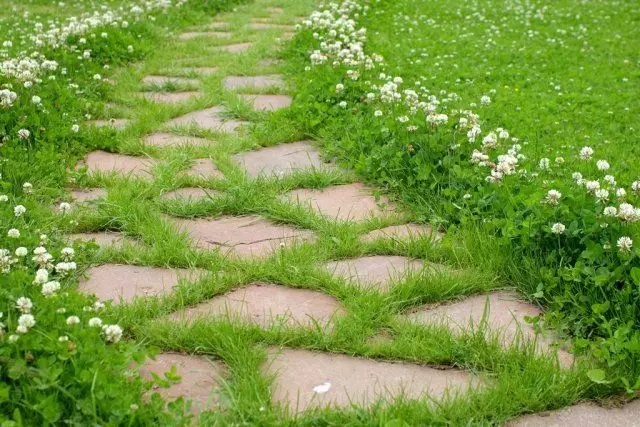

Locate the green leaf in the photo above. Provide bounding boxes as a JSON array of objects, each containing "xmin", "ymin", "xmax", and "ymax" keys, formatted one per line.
[
  {"xmin": 630, "ymin": 267, "xmax": 640, "ymax": 286},
  {"xmin": 586, "ymin": 369, "xmax": 609, "ymax": 384}
]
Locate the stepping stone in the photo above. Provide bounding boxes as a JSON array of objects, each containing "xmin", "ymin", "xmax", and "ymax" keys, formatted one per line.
[
  {"xmin": 249, "ymin": 23, "xmax": 294, "ymax": 30},
  {"xmin": 362, "ymin": 224, "xmax": 441, "ymax": 242},
  {"xmin": 212, "ymin": 42, "xmax": 253, "ymax": 53},
  {"xmin": 82, "ymin": 151, "xmax": 155, "ymax": 179},
  {"xmin": 258, "ymin": 59, "xmax": 283, "ymax": 67},
  {"xmin": 507, "ymin": 400, "xmax": 640, "ymax": 427},
  {"xmin": 326, "ymin": 256, "xmax": 424, "ymax": 291},
  {"xmin": 169, "ymin": 215, "xmax": 314, "ymax": 257},
  {"xmin": 179, "ymin": 31, "xmax": 232, "ymax": 40},
  {"xmin": 143, "ymin": 132, "xmax": 213, "ymax": 148},
  {"xmin": 169, "ymin": 283, "xmax": 344, "ymax": 329},
  {"xmin": 239, "ymin": 94, "xmax": 292, "ymax": 111},
  {"xmin": 405, "ymin": 291, "xmax": 573, "ymax": 366},
  {"xmin": 183, "ymin": 67, "xmax": 219, "ymax": 76},
  {"xmin": 184, "ymin": 159, "xmax": 224, "ymax": 180},
  {"xmin": 207, "ymin": 22, "xmax": 228, "ymax": 29},
  {"xmin": 78, "ymin": 264, "xmax": 204, "ymax": 303},
  {"xmin": 137, "ymin": 91, "xmax": 200, "ymax": 104},
  {"xmin": 232, "ymin": 141, "xmax": 327, "ymax": 178},
  {"xmin": 222, "ymin": 74, "xmax": 285, "ymax": 90},
  {"xmin": 264, "ymin": 347, "xmax": 478, "ymax": 413},
  {"xmin": 139, "ymin": 353, "xmax": 227, "ymax": 414},
  {"xmin": 142, "ymin": 76, "xmax": 199, "ymax": 86},
  {"xmin": 266, "ymin": 7, "xmax": 284, "ymax": 14},
  {"xmin": 70, "ymin": 188, "xmax": 107, "ymax": 203},
  {"xmin": 285, "ymin": 183, "xmax": 392, "ymax": 221},
  {"xmin": 166, "ymin": 106, "xmax": 247, "ymax": 133},
  {"xmin": 161, "ymin": 187, "xmax": 221, "ymax": 201},
  {"xmin": 67, "ymin": 232, "xmax": 133, "ymax": 248},
  {"xmin": 88, "ymin": 119, "xmax": 129, "ymax": 129}
]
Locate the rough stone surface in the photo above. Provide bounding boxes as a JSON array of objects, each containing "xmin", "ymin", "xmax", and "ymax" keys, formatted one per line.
[
  {"xmin": 161, "ymin": 187, "xmax": 221, "ymax": 201},
  {"xmin": 362, "ymin": 224, "xmax": 441, "ymax": 242},
  {"xmin": 139, "ymin": 353, "xmax": 227, "ymax": 414},
  {"xmin": 83, "ymin": 151, "xmax": 154, "ymax": 179},
  {"xmin": 265, "ymin": 347, "xmax": 478, "ymax": 413},
  {"xmin": 179, "ymin": 31, "xmax": 232, "ymax": 40},
  {"xmin": 405, "ymin": 291, "xmax": 573, "ymax": 366},
  {"xmin": 169, "ymin": 215, "xmax": 314, "ymax": 257},
  {"xmin": 213, "ymin": 42, "xmax": 253, "ymax": 53},
  {"xmin": 170, "ymin": 283, "xmax": 344, "ymax": 329},
  {"xmin": 67, "ymin": 232, "xmax": 134, "ymax": 248},
  {"xmin": 143, "ymin": 132, "xmax": 213, "ymax": 148},
  {"xmin": 70, "ymin": 188, "xmax": 107, "ymax": 203},
  {"xmin": 249, "ymin": 23, "xmax": 294, "ymax": 30},
  {"xmin": 239, "ymin": 94, "xmax": 292, "ymax": 111},
  {"xmin": 78, "ymin": 264, "xmax": 204, "ymax": 303},
  {"xmin": 184, "ymin": 159, "xmax": 224, "ymax": 180},
  {"xmin": 166, "ymin": 106, "xmax": 247, "ymax": 133},
  {"xmin": 222, "ymin": 74, "xmax": 285, "ymax": 90},
  {"xmin": 258, "ymin": 59, "xmax": 283, "ymax": 67},
  {"xmin": 232, "ymin": 141, "xmax": 327, "ymax": 178},
  {"xmin": 138, "ymin": 91, "xmax": 200, "ymax": 104},
  {"xmin": 508, "ymin": 400, "xmax": 640, "ymax": 427},
  {"xmin": 142, "ymin": 75, "xmax": 199, "ymax": 86},
  {"xmin": 285, "ymin": 183, "xmax": 392, "ymax": 221},
  {"xmin": 326, "ymin": 256, "xmax": 424, "ymax": 291},
  {"xmin": 88, "ymin": 119, "xmax": 129, "ymax": 129}
]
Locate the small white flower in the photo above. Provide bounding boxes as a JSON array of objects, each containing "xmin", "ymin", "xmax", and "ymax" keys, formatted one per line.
[
  {"xmin": 596, "ymin": 160, "xmax": 610, "ymax": 171},
  {"xmin": 312, "ymin": 382, "xmax": 332, "ymax": 394},
  {"xmin": 480, "ymin": 95, "xmax": 491, "ymax": 105},
  {"xmin": 8, "ymin": 335, "xmax": 19, "ymax": 343},
  {"xmin": 22, "ymin": 182, "xmax": 33, "ymax": 193},
  {"xmin": 42, "ymin": 281, "xmax": 61, "ymax": 297},
  {"xmin": 7, "ymin": 229, "xmax": 20, "ymax": 238},
  {"xmin": 604, "ymin": 206, "xmax": 617, "ymax": 217},
  {"xmin": 617, "ymin": 236, "xmax": 633, "ymax": 253},
  {"xmin": 338, "ymin": 101, "xmax": 347, "ymax": 108},
  {"xmin": 545, "ymin": 190, "xmax": 562, "ymax": 206},
  {"xmin": 595, "ymin": 189, "xmax": 609, "ymax": 203},
  {"xmin": 58, "ymin": 202, "xmax": 72, "ymax": 214},
  {"xmin": 16, "ymin": 297, "xmax": 33, "ymax": 313},
  {"xmin": 0, "ymin": 195, "xmax": 7, "ymax": 202},
  {"xmin": 15, "ymin": 247, "xmax": 27, "ymax": 257},
  {"xmin": 66, "ymin": 316, "xmax": 80, "ymax": 325},
  {"xmin": 579, "ymin": 146, "xmax": 594, "ymax": 160},
  {"xmin": 374, "ymin": 110, "xmax": 383, "ymax": 117},
  {"xmin": 58, "ymin": 335, "xmax": 69, "ymax": 342},
  {"xmin": 14, "ymin": 205, "xmax": 26, "ymax": 217},
  {"xmin": 103, "ymin": 324, "xmax": 123, "ymax": 343},
  {"xmin": 17, "ymin": 129, "xmax": 30, "ymax": 140},
  {"xmin": 18, "ymin": 314, "xmax": 35, "ymax": 329},
  {"xmin": 71, "ymin": 124, "xmax": 80, "ymax": 133},
  {"xmin": 33, "ymin": 268, "xmax": 48, "ymax": 285},
  {"xmin": 616, "ymin": 188, "xmax": 627, "ymax": 199},
  {"xmin": 551, "ymin": 223, "xmax": 565, "ymax": 234},
  {"xmin": 88, "ymin": 317, "xmax": 102, "ymax": 327}
]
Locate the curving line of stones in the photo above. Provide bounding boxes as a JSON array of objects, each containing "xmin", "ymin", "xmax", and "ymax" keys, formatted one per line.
[{"xmin": 60, "ymin": 4, "xmax": 636, "ymax": 424}]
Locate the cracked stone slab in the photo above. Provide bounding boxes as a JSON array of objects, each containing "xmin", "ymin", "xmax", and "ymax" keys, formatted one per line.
[
  {"xmin": 184, "ymin": 159, "xmax": 224, "ymax": 179},
  {"xmin": 161, "ymin": 187, "xmax": 221, "ymax": 201},
  {"xmin": 142, "ymin": 75, "xmax": 199, "ymax": 86},
  {"xmin": 212, "ymin": 42, "xmax": 253, "ymax": 53},
  {"xmin": 239, "ymin": 94, "xmax": 292, "ymax": 111},
  {"xmin": 179, "ymin": 31, "xmax": 232, "ymax": 40},
  {"xmin": 137, "ymin": 91, "xmax": 200, "ymax": 104},
  {"xmin": 232, "ymin": 141, "xmax": 328, "ymax": 178},
  {"xmin": 78, "ymin": 264, "xmax": 205, "ymax": 303},
  {"xmin": 264, "ymin": 347, "xmax": 479, "ymax": 413},
  {"xmin": 143, "ymin": 132, "xmax": 213, "ymax": 148},
  {"xmin": 166, "ymin": 106, "xmax": 247, "ymax": 133},
  {"xmin": 139, "ymin": 353, "xmax": 227, "ymax": 414},
  {"xmin": 507, "ymin": 400, "xmax": 640, "ymax": 427},
  {"xmin": 88, "ymin": 119, "xmax": 129, "ymax": 129},
  {"xmin": 362, "ymin": 224, "xmax": 442, "ymax": 243},
  {"xmin": 222, "ymin": 75, "xmax": 285, "ymax": 90},
  {"xmin": 169, "ymin": 215, "xmax": 314, "ymax": 257},
  {"xmin": 285, "ymin": 183, "xmax": 392, "ymax": 221},
  {"xmin": 326, "ymin": 256, "xmax": 425, "ymax": 291},
  {"xmin": 169, "ymin": 283, "xmax": 344, "ymax": 329},
  {"xmin": 405, "ymin": 291, "xmax": 573, "ymax": 367},
  {"xmin": 82, "ymin": 151, "xmax": 155, "ymax": 179}
]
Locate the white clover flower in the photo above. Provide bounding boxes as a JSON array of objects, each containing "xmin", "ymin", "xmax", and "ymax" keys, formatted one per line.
[
  {"xmin": 66, "ymin": 316, "xmax": 80, "ymax": 325},
  {"xmin": 61, "ymin": 247, "xmax": 75, "ymax": 260},
  {"xmin": 31, "ymin": 96, "xmax": 41, "ymax": 105},
  {"xmin": 579, "ymin": 146, "xmax": 594, "ymax": 160},
  {"xmin": 0, "ymin": 195, "xmax": 7, "ymax": 202},
  {"xmin": 93, "ymin": 301, "xmax": 105, "ymax": 310},
  {"xmin": 585, "ymin": 180, "xmax": 600, "ymax": 193},
  {"xmin": 14, "ymin": 205, "xmax": 26, "ymax": 217},
  {"xmin": 16, "ymin": 297, "xmax": 33, "ymax": 313},
  {"xmin": 335, "ymin": 83, "xmax": 344, "ymax": 92},
  {"xmin": 596, "ymin": 160, "xmax": 610, "ymax": 171},
  {"xmin": 8, "ymin": 335, "xmax": 19, "ymax": 343},
  {"xmin": 103, "ymin": 324, "xmax": 123, "ymax": 343},
  {"xmin": 22, "ymin": 182, "xmax": 33, "ymax": 194},
  {"xmin": 338, "ymin": 101, "xmax": 347, "ymax": 108},
  {"xmin": 71, "ymin": 124, "xmax": 80, "ymax": 133},
  {"xmin": 7, "ymin": 229, "xmax": 20, "ymax": 238},
  {"xmin": 551, "ymin": 223, "xmax": 565, "ymax": 234},
  {"xmin": 616, "ymin": 188, "xmax": 627, "ymax": 199},
  {"xmin": 18, "ymin": 314, "xmax": 35, "ymax": 330},
  {"xmin": 617, "ymin": 236, "xmax": 633, "ymax": 253},
  {"xmin": 88, "ymin": 317, "xmax": 102, "ymax": 327},
  {"xmin": 480, "ymin": 95, "xmax": 491, "ymax": 105},
  {"xmin": 555, "ymin": 157, "xmax": 565, "ymax": 164},
  {"xmin": 58, "ymin": 202, "xmax": 72, "ymax": 213},
  {"xmin": 617, "ymin": 203, "xmax": 640, "ymax": 222},
  {"xmin": 15, "ymin": 247, "xmax": 27, "ymax": 257},
  {"xmin": 545, "ymin": 190, "xmax": 562, "ymax": 206},
  {"xmin": 604, "ymin": 206, "xmax": 618, "ymax": 217},
  {"xmin": 42, "ymin": 281, "xmax": 61, "ymax": 297},
  {"xmin": 595, "ymin": 189, "xmax": 609, "ymax": 203},
  {"xmin": 572, "ymin": 172, "xmax": 583, "ymax": 183},
  {"xmin": 58, "ymin": 335, "xmax": 69, "ymax": 342},
  {"xmin": 374, "ymin": 110, "xmax": 383, "ymax": 117},
  {"xmin": 17, "ymin": 129, "xmax": 30, "ymax": 140},
  {"xmin": 55, "ymin": 262, "xmax": 77, "ymax": 275},
  {"xmin": 56, "ymin": 307, "xmax": 66, "ymax": 314},
  {"xmin": 33, "ymin": 268, "xmax": 48, "ymax": 285},
  {"xmin": 632, "ymin": 181, "xmax": 640, "ymax": 194},
  {"xmin": 603, "ymin": 175, "xmax": 616, "ymax": 187}
]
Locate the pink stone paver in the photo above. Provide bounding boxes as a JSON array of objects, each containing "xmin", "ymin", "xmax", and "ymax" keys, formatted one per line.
[
  {"xmin": 265, "ymin": 347, "xmax": 479, "ymax": 413},
  {"xmin": 179, "ymin": 31, "xmax": 232, "ymax": 40},
  {"xmin": 166, "ymin": 106, "xmax": 247, "ymax": 133},
  {"xmin": 82, "ymin": 151, "xmax": 155, "ymax": 179},
  {"xmin": 326, "ymin": 256, "xmax": 425, "ymax": 291},
  {"xmin": 212, "ymin": 42, "xmax": 253, "ymax": 53},
  {"xmin": 232, "ymin": 141, "xmax": 328, "ymax": 178},
  {"xmin": 68, "ymin": 232, "xmax": 134, "ymax": 248},
  {"xmin": 239, "ymin": 94, "xmax": 292, "ymax": 111},
  {"xmin": 142, "ymin": 75, "xmax": 199, "ymax": 86},
  {"xmin": 507, "ymin": 400, "xmax": 640, "ymax": 427},
  {"xmin": 143, "ymin": 132, "xmax": 214, "ymax": 148},
  {"xmin": 137, "ymin": 91, "xmax": 200, "ymax": 104},
  {"xmin": 78, "ymin": 264, "xmax": 204, "ymax": 303},
  {"xmin": 161, "ymin": 187, "xmax": 221, "ymax": 201},
  {"xmin": 88, "ymin": 119, "xmax": 129, "ymax": 129},
  {"xmin": 139, "ymin": 353, "xmax": 227, "ymax": 414},
  {"xmin": 285, "ymin": 183, "xmax": 392, "ymax": 221},
  {"xmin": 169, "ymin": 215, "xmax": 314, "ymax": 258},
  {"xmin": 69, "ymin": 188, "xmax": 107, "ymax": 203},
  {"xmin": 184, "ymin": 159, "xmax": 224, "ymax": 180},
  {"xmin": 362, "ymin": 223, "xmax": 442, "ymax": 242},
  {"xmin": 169, "ymin": 283, "xmax": 344, "ymax": 329},
  {"xmin": 222, "ymin": 74, "xmax": 285, "ymax": 90},
  {"xmin": 405, "ymin": 291, "xmax": 573, "ymax": 366}
]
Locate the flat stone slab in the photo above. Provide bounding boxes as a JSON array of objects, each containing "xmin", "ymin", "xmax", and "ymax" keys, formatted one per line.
[
  {"xmin": 405, "ymin": 291, "xmax": 573, "ymax": 366},
  {"xmin": 265, "ymin": 347, "xmax": 478, "ymax": 413},
  {"xmin": 161, "ymin": 187, "xmax": 221, "ymax": 201},
  {"xmin": 70, "ymin": 188, "xmax": 107, "ymax": 203},
  {"xmin": 183, "ymin": 67, "xmax": 219, "ymax": 76},
  {"xmin": 142, "ymin": 75, "xmax": 199, "ymax": 86},
  {"xmin": 179, "ymin": 31, "xmax": 232, "ymax": 40},
  {"xmin": 68, "ymin": 232, "xmax": 133, "ymax": 248},
  {"xmin": 138, "ymin": 91, "xmax": 200, "ymax": 104},
  {"xmin": 139, "ymin": 353, "xmax": 227, "ymax": 414},
  {"xmin": 143, "ymin": 132, "xmax": 213, "ymax": 148},
  {"xmin": 222, "ymin": 74, "xmax": 285, "ymax": 90},
  {"xmin": 184, "ymin": 159, "xmax": 224, "ymax": 179},
  {"xmin": 169, "ymin": 283, "xmax": 343, "ymax": 329},
  {"xmin": 232, "ymin": 141, "xmax": 327, "ymax": 178},
  {"xmin": 326, "ymin": 256, "xmax": 424, "ymax": 291},
  {"xmin": 88, "ymin": 119, "xmax": 129, "ymax": 129},
  {"xmin": 207, "ymin": 22, "xmax": 228, "ymax": 29},
  {"xmin": 285, "ymin": 183, "xmax": 392, "ymax": 221},
  {"xmin": 362, "ymin": 224, "xmax": 441, "ymax": 242},
  {"xmin": 166, "ymin": 106, "xmax": 247, "ymax": 133},
  {"xmin": 169, "ymin": 215, "xmax": 314, "ymax": 257},
  {"xmin": 508, "ymin": 400, "xmax": 640, "ymax": 427},
  {"xmin": 78, "ymin": 264, "xmax": 204, "ymax": 303},
  {"xmin": 239, "ymin": 94, "xmax": 292, "ymax": 111},
  {"xmin": 82, "ymin": 151, "xmax": 155, "ymax": 179},
  {"xmin": 212, "ymin": 42, "xmax": 253, "ymax": 53},
  {"xmin": 249, "ymin": 23, "xmax": 294, "ymax": 30},
  {"xmin": 266, "ymin": 7, "xmax": 284, "ymax": 13}
]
